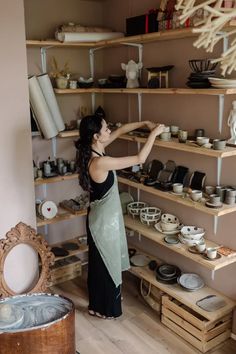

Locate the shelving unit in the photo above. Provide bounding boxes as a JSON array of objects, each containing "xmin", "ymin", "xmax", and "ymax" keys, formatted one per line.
[
  {"xmin": 51, "ymin": 236, "xmax": 88, "ymax": 261},
  {"xmin": 34, "ymin": 173, "xmax": 78, "ymax": 185},
  {"xmin": 125, "ymin": 215, "xmax": 236, "ymax": 271}
]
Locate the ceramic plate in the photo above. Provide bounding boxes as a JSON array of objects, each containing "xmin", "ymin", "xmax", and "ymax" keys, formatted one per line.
[
  {"xmin": 154, "ymin": 221, "xmax": 180, "ymax": 235},
  {"xmin": 188, "ymin": 246, "xmax": 205, "ymax": 254},
  {"xmin": 170, "ymin": 191, "xmax": 184, "ymax": 196},
  {"xmin": 205, "ymin": 201, "xmax": 223, "ymax": 209},
  {"xmin": 130, "ymin": 254, "xmax": 150, "ymax": 267},
  {"xmin": 202, "ymin": 253, "xmax": 222, "ymax": 261},
  {"xmin": 163, "ymin": 236, "xmax": 180, "ymax": 244},
  {"xmin": 178, "ymin": 273, "xmax": 205, "ymax": 291}
]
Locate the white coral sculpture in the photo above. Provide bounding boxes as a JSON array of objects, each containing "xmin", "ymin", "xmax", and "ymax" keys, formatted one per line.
[{"xmin": 176, "ymin": 0, "xmax": 236, "ymax": 75}]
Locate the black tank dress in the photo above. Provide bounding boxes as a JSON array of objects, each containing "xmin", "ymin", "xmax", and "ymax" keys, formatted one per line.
[{"xmin": 86, "ymin": 164, "xmax": 122, "ymax": 318}]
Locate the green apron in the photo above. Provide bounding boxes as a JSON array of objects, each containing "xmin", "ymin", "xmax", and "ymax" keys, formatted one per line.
[{"xmin": 88, "ymin": 172, "xmax": 130, "ymax": 287}]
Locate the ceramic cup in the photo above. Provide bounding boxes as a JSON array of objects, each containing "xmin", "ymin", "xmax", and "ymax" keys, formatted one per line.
[
  {"xmin": 160, "ymin": 132, "xmax": 171, "ymax": 141},
  {"xmin": 213, "ymin": 139, "xmax": 226, "ymax": 150},
  {"xmin": 191, "ymin": 190, "xmax": 202, "ymax": 201},
  {"xmin": 196, "ymin": 137, "xmax": 210, "ymax": 146},
  {"xmin": 170, "ymin": 125, "xmax": 179, "ymax": 135},
  {"xmin": 178, "ymin": 130, "xmax": 188, "ymax": 143},
  {"xmin": 206, "ymin": 247, "xmax": 217, "ymax": 259},
  {"xmin": 195, "ymin": 128, "xmax": 205, "ymax": 137},
  {"xmin": 196, "ymin": 241, "xmax": 206, "ymax": 252},
  {"xmin": 209, "ymin": 194, "xmax": 221, "ymax": 204},
  {"xmin": 172, "ymin": 183, "xmax": 183, "ymax": 194},
  {"xmin": 163, "ymin": 126, "xmax": 170, "ymax": 133},
  {"xmin": 205, "ymin": 185, "xmax": 215, "ymax": 195},
  {"xmin": 69, "ymin": 80, "xmax": 77, "ymax": 89}
]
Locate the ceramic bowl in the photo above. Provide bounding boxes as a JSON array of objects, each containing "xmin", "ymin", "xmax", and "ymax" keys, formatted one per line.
[
  {"xmin": 127, "ymin": 202, "xmax": 148, "ymax": 217},
  {"xmin": 196, "ymin": 137, "xmax": 210, "ymax": 146},
  {"xmin": 160, "ymin": 213, "xmax": 180, "ymax": 231},
  {"xmin": 180, "ymin": 226, "xmax": 205, "ymax": 240},
  {"xmin": 179, "ymin": 234, "xmax": 204, "ymax": 246},
  {"xmin": 140, "ymin": 207, "xmax": 161, "ymax": 226},
  {"xmin": 191, "ymin": 190, "xmax": 203, "ymax": 201},
  {"xmin": 172, "ymin": 183, "xmax": 183, "ymax": 194}
]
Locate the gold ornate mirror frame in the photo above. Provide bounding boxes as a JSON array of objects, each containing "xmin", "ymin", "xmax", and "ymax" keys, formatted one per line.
[{"xmin": 0, "ymin": 222, "xmax": 55, "ymax": 297}]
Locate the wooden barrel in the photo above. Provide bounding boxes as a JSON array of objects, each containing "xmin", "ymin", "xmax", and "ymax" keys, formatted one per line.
[{"xmin": 0, "ymin": 294, "xmax": 75, "ymax": 354}]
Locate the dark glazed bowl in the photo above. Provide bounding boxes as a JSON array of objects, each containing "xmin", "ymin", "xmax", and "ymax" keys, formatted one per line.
[{"xmin": 189, "ymin": 59, "xmax": 218, "ymax": 73}]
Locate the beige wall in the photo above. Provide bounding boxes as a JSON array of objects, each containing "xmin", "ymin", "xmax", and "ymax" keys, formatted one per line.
[{"xmin": 0, "ymin": 0, "xmax": 37, "ymax": 293}]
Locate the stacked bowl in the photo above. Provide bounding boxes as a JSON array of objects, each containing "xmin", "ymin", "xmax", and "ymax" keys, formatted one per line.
[
  {"xmin": 158, "ymin": 213, "xmax": 180, "ymax": 233},
  {"xmin": 156, "ymin": 264, "xmax": 181, "ymax": 284},
  {"xmin": 179, "ymin": 226, "xmax": 205, "ymax": 246},
  {"xmin": 187, "ymin": 59, "xmax": 217, "ymax": 89}
]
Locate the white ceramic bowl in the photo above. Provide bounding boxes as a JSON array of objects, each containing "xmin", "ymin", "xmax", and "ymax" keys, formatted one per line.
[
  {"xmin": 140, "ymin": 207, "xmax": 161, "ymax": 226},
  {"xmin": 196, "ymin": 137, "xmax": 210, "ymax": 146},
  {"xmin": 161, "ymin": 221, "xmax": 179, "ymax": 231},
  {"xmin": 191, "ymin": 190, "xmax": 203, "ymax": 201},
  {"xmin": 179, "ymin": 234, "xmax": 204, "ymax": 246},
  {"xmin": 180, "ymin": 226, "xmax": 205, "ymax": 240},
  {"xmin": 161, "ymin": 213, "xmax": 180, "ymax": 224}
]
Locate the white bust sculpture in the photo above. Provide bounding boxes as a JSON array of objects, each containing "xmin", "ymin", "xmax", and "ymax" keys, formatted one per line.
[
  {"xmin": 121, "ymin": 60, "xmax": 143, "ymax": 88},
  {"xmin": 227, "ymin": 100, "xmax": 236, "ymax": 144}
]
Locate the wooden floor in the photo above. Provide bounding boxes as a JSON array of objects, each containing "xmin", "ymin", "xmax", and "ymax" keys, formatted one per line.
[{"xmin": 52, "ymin": 271, "xmax": 236, "ymax": 354}]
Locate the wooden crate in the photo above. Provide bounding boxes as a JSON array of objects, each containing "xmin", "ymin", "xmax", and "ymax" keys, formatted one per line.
[
  {"xmin": 161, "ymin": 295, "xmax": 232, "ymax": 353},
  {"xmin": 49, "ymin": 256, "xmax": 82, "ymax": 286}
]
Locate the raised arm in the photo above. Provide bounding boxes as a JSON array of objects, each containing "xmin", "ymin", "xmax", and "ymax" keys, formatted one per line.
[
  {"xmin": 90, "ymin": 124, "xmax": 165, "ymax": 181},
  {"xmin": 104, "ymin": 120, "xmax": 157, "ymax": 147}
]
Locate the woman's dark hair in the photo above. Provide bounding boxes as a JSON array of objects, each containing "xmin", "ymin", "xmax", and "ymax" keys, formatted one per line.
[{"xmin": 75, "ymin": 115, "xmax": 103, "ymax": 191}]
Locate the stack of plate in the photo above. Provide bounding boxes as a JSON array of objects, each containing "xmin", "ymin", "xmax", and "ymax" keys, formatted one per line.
[
  {"xmin": 178, "ymin": 273, "xmax": 205, "ymax": 291},
  {"xmin": 156, "ymin": 264, "xmax": 181, "ymax": 284},
  {"xmin": 208, "ymin": 77, "xmax": 236, "ymax": 88}
]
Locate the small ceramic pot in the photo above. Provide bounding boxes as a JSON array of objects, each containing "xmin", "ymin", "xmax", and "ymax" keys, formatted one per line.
[
  {"xmin": 209, "ymin": 194, "xmax": 221, "ymax": 204},
  {"xmin": 195, "ymin": 128, "xmax": 205, "ymax": 137},
  {"xmin": 178, "ymin": 130, "xmax": 188, "ymax": 143},
  {"xmin": 170, "ymin": 125, "xmax": 179, "ymax": 135},
  {"xmin": 160, "ymin": 132, "xmax": 171, "ymax": 141},
  {"xmin": 191, "ymin": 190, "xmax": 202, "ymax": 201},
  {"xmin": 196, "ymin": 137, "xmax": 210, "ymax": 146},
  {"xmin": 205, "ymin": 185, "xmax": 215, "ymax": 195},
  {"xmin": 56, "ymin": 77, "xmax": 68, "ymax": 89},
  {"xmin": 163, "ymin": 126, "xmax": 170, "ymax": 133},
  {"xmin": 206, "ymin": 247, "xmax": 217, "ymax": 259},
  {"xmin": 172, "ymin": 183, "xmax": 183, "ymax": 194},
  {"xmin": 213, "ymin": 139, "xmax": 226, "ymax": 150},
  {"xmin": 196, "ymin": 241, "xmax": 206, "ymax": 252},
  {"xmin": 69, "ymin": 80, "xmax": 77, "ymax": 89}
]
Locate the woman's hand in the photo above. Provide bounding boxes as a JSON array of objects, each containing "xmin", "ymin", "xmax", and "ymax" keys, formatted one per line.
[
  {"xmin": 145, "ymin": 121, "xmax": 157, "ymax": 131},
  {"xmin": 151, "ymin": 124, "xmax": 165, "ymax": 137}
]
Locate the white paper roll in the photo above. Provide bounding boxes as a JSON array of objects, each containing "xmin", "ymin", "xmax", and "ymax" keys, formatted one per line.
[
  {"xmin": 37, "ymin": 74, "xmax": 65, "ymax": 132},
  {"xmin": 28, "ymin": 76, "xmax": 58, "ymax": 139},
  {"xmin": 56, "ymin": 32, "xmax": 124, "ymax": 42}
]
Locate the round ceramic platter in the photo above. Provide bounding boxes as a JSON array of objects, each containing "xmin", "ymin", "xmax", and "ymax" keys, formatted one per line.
[
  {"xmin": 0, "ymin": 305, "xmax": 24, "ymax": 330},
  {"xmin": 188, "ymin": 246, "xmax": 205, "ymax": 254},
  {"xmin": 178, "ymin": 273, "xmax": 205, "ymax": 290},
  {"xmin": 154, "ymin": 221, "xmax": 180, "ymax": 235},
  {"xmin": 202, "ymin": 253, "xmax": 222, "ymax": 261},
  {"xmin": 163, "ymin": 236, "xmax": 180, "ymax": 244},
  {"xmin": 130, "ymin": 254, "xmax": 150, "ymax": 267},
  {"xmin": 211, "ymin": 84, "xmax": 236, "ymax": 88},
  {"xmin": 208, "ymin": 77, "xmax": 236, "ymax": 84},
  {"xmin": 205, "ymin": 201, "xmax": 223, "ymax": 209}
]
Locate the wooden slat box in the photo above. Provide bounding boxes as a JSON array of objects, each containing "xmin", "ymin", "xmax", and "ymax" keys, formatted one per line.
[
  {"xmin": 49, "ymin": 256, "xmax": 82, "ymax": 286},
  {"xmin": 161, "ymin": 295, "xmax": 232, "ymax": 353}
]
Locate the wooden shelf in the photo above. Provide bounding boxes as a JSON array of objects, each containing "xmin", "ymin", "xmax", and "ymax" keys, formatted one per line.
[
  {"xmin": 120, "ymin": 134, "xmax": 236, "ymax": 158},
  {"xmin": 50, "ymin": 236, "xmax": 88, "ymax": 261},
  {"xmin": 26, "ymin": 39, "xmax": 98, "ymax": 48},
  {"xmin": 54, "ymin": 87, "xmax": 236, "ymax": 95},
  {"xmin": 129, "ymin": 262, "xmax": 235, "ymax": 322},
  {"xmin": 125, "ymin": 215, "xmax": 236, "ymax": 271},
  {"xmin": 58, "ymin": 130, "xmax": 79, "ymax": 138},
  {"xmin": 118, "ymin": 176, "xmax": 236, "ymax": 217},
  {"xmin": 36, "ymin": 207, "xmax": 87, "ymax": 227},
  {"xmin": 34, "ymin": 173, "xmax": 78, "ymax": 185}
]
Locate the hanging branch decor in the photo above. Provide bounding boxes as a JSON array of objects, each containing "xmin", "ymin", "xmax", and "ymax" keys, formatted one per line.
[{"xmin": 176, "ymin": 0, "xmax": 236, "ymax": 75}]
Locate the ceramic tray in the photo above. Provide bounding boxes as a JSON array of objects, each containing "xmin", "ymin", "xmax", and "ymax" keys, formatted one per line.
[{"xmin": 196, "ymin": 295, "xmax": 226, "ymax": 312}]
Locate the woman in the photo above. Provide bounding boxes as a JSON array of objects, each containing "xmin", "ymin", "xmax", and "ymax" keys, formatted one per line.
[{"xmin": 75, "ymin": 115, "xmax": 165, "ymax": 319}]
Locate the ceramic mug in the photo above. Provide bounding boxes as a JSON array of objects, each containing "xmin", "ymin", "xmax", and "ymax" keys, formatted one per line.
[
  {"xmin": 196, "ymin": 241, "xmax": 206, "ymax": 252},
  {"xmin": 213, "ymin": 139, "xmax": 226, "ymax": 150},
  {"xmin": 206, "ymin": 247, "xmax": 217, "ymax": 259},
  {"xmin": 170, "ymin": 125, "xmax": 179, "ymax": 135},
  {"xmin": 209, "ymin": 194, "xmax": 221, "ymax": 204},
  {"xmin": 191, "ymin": 190, "xmax": 202, "ymax": 201},
  {"xmin": 205, "ymin": 185, "xmax": 215, "ymax": 195},
  {"xmin": 172, "ymin": 183, "xmax": 183, "ymax": 194},
  {"xmin": 195, "ymin": 128, "xmax": 205, "ymax": 137},
  {"xmin": 160, "ymin": 132, "xmax": 171, "ymax": 141},
  {"xmin": 178, "ymin": 130, "xmax": 188, "ymax": 143}
]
